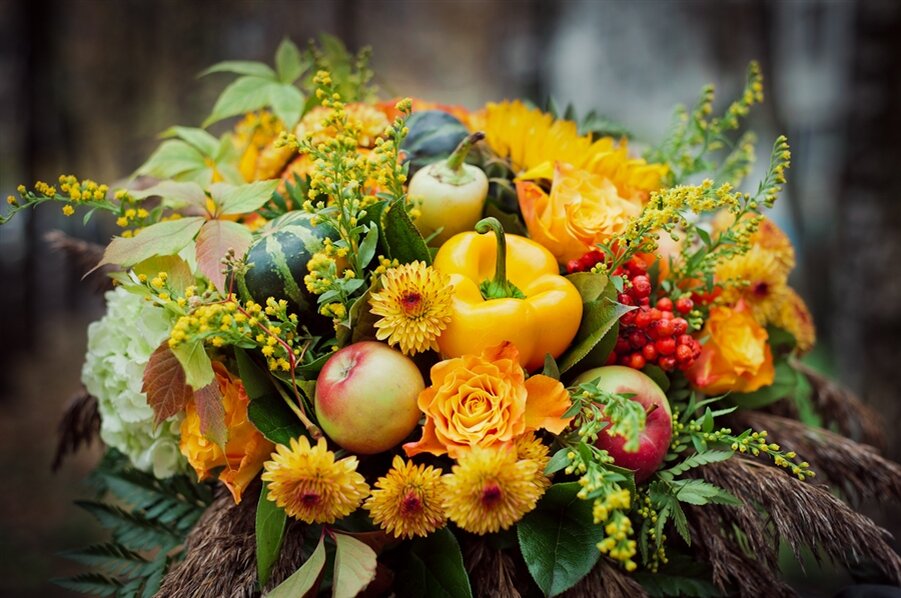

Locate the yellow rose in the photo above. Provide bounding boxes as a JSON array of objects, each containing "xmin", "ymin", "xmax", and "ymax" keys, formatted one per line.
[
  {"xmin": 180, "ymin": 362, "xmax": 274, "ymax": 503},
  {"xmin": 516, "ymin": 162, "xmax": 642, "ymax": 264},
  {"xmin": 403, "ymin": 342, "xmax": 572, "ymax": 459},
  {"xmin": 686, "ymin": 303, "xmax": 775, "ymax": 395}
]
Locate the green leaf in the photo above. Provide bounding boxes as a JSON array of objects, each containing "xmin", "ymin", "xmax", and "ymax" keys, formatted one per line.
[
  {"xmin": 268, "ymin": 83, "xmax": 305, "ymax": 129},
  {"xmin": 381, "ymin": 199, "xmax": 431, "ymax": 265},
  {"xmin": 662, "ymin": 450, "xmax": 733, "ymax": 478},
  {"xmin": 133, "ymin": 255, "xmax": 194, "ymax": 295},
  {"xmin": 131, "ymin": 181, "xmax": 207, "ymax": 211},
  {"xmin": 518, "ymin": 482, "xmax": 604, "ymax": 596},
  {"xmin": 544, "ymin": 448, "xmax": 571, "ymax": 475},
  {"xmin": 235, "ymin": 347, "xmax": 277, "ymax": 400},
  {"xmin": 333, "ymin": 533, "xmax": 378, "ymax": 598},
  {"xmin": 558, "ymin": 278, "xmax": 633, "ymax": 374},
  {"xmin": 256, "ymin": 483, "xmax": 287, "ymax": 588},
  {"xmin": 60, "ymin": 543, "xmax": 149, "ymax": 576},
  {"xmin": 542, "ymin": 354, "xmax": 561, "ymax": 380},
  {"xmin": 671, "ymin": 479, "xmax": 741, "ymax": 506},
  {"xmin": 195, "ymin": 219, "xmax": 253, "ymax": 290},
  {"xmin": 203, "ymin": 75, "xmax": 278, "ymax": 128},
  {"xmin": 162, "ymin": 126, "xmax": 220, "ymax": 157},
  {"xmin": 97, "ymin": 217, "xmax": 205, "ymax": 269},
  {"xmin": 75, "ymin": 500, "xmax": 179, "ymax": 551},
  {"xmin": 397, "ymin": 528, "xmax": 472, "ymax": 598},
  {"xmin": 357, "ymin": 225, "xmax": 379, "ymax": 271},
  {"xmin": 135, "ymin": 139, "xmax": 209, "ymax": 182},
  {"xmin": 275, "ymin": 38, "xmax": 305, "ymax": 83},
  {"xmin": 247, "ymin": 389, "xmax": 305, "ymax": 445},
  {"xmin": 170, "ymin": 338, "xmax": 214, "ymax": 390},
  {"xmin": 200, "ymin": 60, "xmax": 277, "ymax": 79},
  {"xmin": 53, "ymin": 573, "xmax": 124, "ymax": 597},
  {"xmin": 214, "ymin": 180, "xmax": 280, "ymax": 215},
  {"xmin": 267, "ymin": 534, "xmax": 326, "ymax": 598}
]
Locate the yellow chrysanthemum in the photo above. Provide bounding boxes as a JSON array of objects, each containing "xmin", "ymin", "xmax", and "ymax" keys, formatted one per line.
[
  {"xmin": 363, "ymin": 455, "xmax": 446, "ymax": 538},
  {"xmin": 262, "ymin": 436, "xmax": 369, "ymax": 524},
  {"xmin": 716, "ymin": 244, "xmax": 790, "ymax": 324},
  {"xmin": 369, "ymin": 261, "xmax": 454, "ymax": 356},
  {"xmin": 442, "ymin": 447, "xmax": 545, "ymax": 535},
  {"xmin": 771, "ymin": 287, "xmax": 816, "ymax": 353},
  {"xmin": 514, "ymin": 432, "xmax": 552, "ymax": 489},
  {"xmin": 474, "ymin": 100, "xmax": 666, "ymax": 199}
]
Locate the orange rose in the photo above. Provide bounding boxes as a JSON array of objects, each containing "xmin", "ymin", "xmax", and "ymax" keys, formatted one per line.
[
  {"xmin": 516, "ymin": 162, "xmax": 642, "ymax": 264},
  {"xmin": 404, "ymin": 342, "xmax": 571, "ymax": 459},
  {"xmin": 686, "ymin": 303, "xmax": 775, "ymax": 395},
  {"xmin": 180, "ymin": 362, "xmax": 274, "ymax": 503}
]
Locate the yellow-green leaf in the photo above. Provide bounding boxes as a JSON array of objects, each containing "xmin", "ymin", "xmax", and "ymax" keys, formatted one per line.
[
  {"xmin": 97, "ymin": 217, "xmax": 204, "ymax": 270},
  {"xmin": 266, "ymin": 535, "xmax": 326, "ymax": 598},
  {"xmin": 332, "ymin": 533, "xmax": 377, "ymax": 598}
]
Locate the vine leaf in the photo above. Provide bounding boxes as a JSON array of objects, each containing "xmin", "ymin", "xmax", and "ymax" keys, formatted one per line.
[
  {"xmin": 194, "ymin": 381, "xmax": 226, "ymax": 448},
  {"xmin": 95, "ymin": 217, "xmax": 205, "ymax": 271},
  {"xmin": 267, "ymin": 535, "xmax": 327, "ymax": 598},
  {"xmin": 333, "ymin": 533, "xmax": 378, "ymax": 598},
  {"xmin": 195, "ymin": 220, "xmax": 253, "ymax": 291},
  {"xmin": 142, "ymin": 343, "xmax": 193, "ymax": 426}
]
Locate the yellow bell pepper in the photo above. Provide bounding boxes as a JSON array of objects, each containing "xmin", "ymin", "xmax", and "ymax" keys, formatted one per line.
[{"xmin": 434, "ymin": 217, "xmax": 583, "ymax": 371}]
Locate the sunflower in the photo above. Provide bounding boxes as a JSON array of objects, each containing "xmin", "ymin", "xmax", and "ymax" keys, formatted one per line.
[
  {"xmin": 261, "ymin": 436, "xmax": 369, "ymax": 524},
  {"xmin": 364, "ymin": 455, "xmax": 446, "ymax": 539},
  {"xmin": 716, "ymin": 244, "xmax": 790, "ymax": 324},
  {"xmin": 473, "ymin": 100, "xmax": 666, "ymax": 199},
  {"xmin": 442, "ymin": 447, "xmax": 545, "ymax": 535},
  {"xmin": 369, "ymin": 261, "xmax": 454, "ymax": 356}
]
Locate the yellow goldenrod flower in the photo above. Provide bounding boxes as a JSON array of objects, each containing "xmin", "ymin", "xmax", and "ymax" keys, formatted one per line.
[
  {"xmin": 369, "ymin": 261, "xmax": 454, "ymax": 356},
  {"xmin": 62, "ymin": 205, "xmax": 74, "ymax": 216},
  {"xmin": 442, "ymin": 446, "xmax": 545, "ymax": 535},
  {"xmin": 262, "ymin": 436, "xmax": 369, "ymax": 524},
  {"xmin": 364, "ymin": 455, "xmax": 446, "ymax": 539}
]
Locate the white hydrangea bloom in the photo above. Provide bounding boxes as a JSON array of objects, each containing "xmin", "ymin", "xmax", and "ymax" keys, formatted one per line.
[{"xmin": 82, "ymin": 287, "xmax": 187, "ymax": 478}]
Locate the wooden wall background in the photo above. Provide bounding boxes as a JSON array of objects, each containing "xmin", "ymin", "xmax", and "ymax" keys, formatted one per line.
[{"xmin": 0, "ymin": 0, "xmax": 899, "ymax": 595}]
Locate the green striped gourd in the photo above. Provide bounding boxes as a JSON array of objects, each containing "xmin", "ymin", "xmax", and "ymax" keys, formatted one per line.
[{"xmin": 240, "ymin": 211, "xmax": 336, "ymax": 331}]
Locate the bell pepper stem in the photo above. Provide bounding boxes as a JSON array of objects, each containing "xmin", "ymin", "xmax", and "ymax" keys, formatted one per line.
[
  {"xmin": 446, "ymin": 131, "xmax": 485, "ymax": 172},
  {"xmin": 475, "ymin": 217, "xmax": 526, "ymax": 300}
]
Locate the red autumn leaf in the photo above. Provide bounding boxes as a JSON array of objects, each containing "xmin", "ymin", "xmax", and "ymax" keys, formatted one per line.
[
  {"xmin": 142, "ymin": 342, "xmax": 194, "ymax": 426},
  {"xmin": 195, "ymin": 219, "xmax": 253, "ymax": 291},
  {"xmin": 194, "ymin": 380, "xmax": 228, "ymax": 449}
]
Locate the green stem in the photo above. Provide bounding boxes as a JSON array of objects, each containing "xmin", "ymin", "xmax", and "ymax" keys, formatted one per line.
[
  {"xmin": 475, "ymin": 216, "xmax": 507, "ymax": 286},
  {"xmin": 447, "ymin": 131, "xmax": 485, "ymax": 172},
  {"xmin": 475, "ymin": 217, "xmax": 525, "ymax": 300}
]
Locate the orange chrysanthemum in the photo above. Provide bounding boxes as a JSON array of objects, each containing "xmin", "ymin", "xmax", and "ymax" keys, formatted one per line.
[
  {"xmin": 404, "ymin": 341, "xmax": 572, "ymax": 459},
  {"xmin": 364, "ymin": 455, "xmax": 446, "ymax": 538},
  {"xmin": 261, "ymin": 436, "xmax": 369, "ymax": 524},
  {"xmin": 442, "ymin": 446, "xmax": 545, "ymax": 535},
  {"xmin": 369, "ymin": 261, "xmax": 454, "ymax": 356},
  {"xmin": 772, "ymin": 287, "xmax": 816, "ymax": 353}
]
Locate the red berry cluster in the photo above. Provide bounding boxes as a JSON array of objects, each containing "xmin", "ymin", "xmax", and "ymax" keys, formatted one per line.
[
  {"xmin": 566, "ymin": 249, "xmax": 605, "ymax": 274},
  {"xmin": 609, "ymin": 259, "xmax": 701, "ymax": 372}
]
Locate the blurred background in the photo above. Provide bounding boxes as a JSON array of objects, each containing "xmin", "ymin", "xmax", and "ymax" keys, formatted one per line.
[{"xmin": 0, "ymin": 0, "xmax": 899, "ymax": 596}]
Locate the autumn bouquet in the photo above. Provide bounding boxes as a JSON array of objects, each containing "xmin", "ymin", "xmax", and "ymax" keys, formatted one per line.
[{"xmin": 7, "ymin": 38, "xmax": 900, "ymax": 598}]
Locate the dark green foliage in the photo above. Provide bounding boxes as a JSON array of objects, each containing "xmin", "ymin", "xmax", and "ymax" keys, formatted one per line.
[{"xmin": 54, "ymin": 450, "xmax": 214, "ymax": 597}]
